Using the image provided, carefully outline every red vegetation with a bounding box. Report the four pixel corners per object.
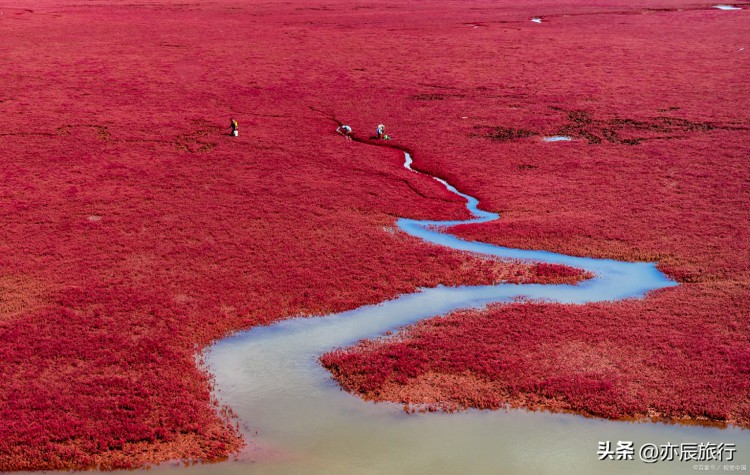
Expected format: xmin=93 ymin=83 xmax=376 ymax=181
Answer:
xmin=319 ymin=0 xmax=750 ymax=429
xmin=0 ymin=0 xmax=596 ymax=469
xmin=2 ymin=0 xmax=748 ymax=468
xmin=322 ymin=283 xmax=750 ymax=425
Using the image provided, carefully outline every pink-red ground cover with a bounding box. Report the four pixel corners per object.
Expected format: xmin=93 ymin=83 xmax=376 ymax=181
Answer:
xmin=0 ymin=0 xmax=597 ymax=469
xmin=2 ymin=0 xmax=748 ymax=469
xmin=319 ymin=0 xmax=750 ymax=429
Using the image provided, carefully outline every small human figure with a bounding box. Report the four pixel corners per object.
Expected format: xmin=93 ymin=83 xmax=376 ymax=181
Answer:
xmin=336 ymin=124 xmax=353 ymax=140
xmin=230 ymin=118 xmax=238 ymax=137
xmin=376 ymin=124 xmax=385 ymax=140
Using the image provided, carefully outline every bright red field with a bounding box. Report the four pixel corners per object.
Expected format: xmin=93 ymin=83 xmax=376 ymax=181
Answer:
xmin=319 ymin=0 xmax=750 ymax=430
xmin=0 ymin=0 xmax=592 ymax=469
xmin=1 ymin=0 xmax=748 ymax=470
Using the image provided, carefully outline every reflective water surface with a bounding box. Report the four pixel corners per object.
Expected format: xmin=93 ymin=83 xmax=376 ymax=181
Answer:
xmin=713 ymin=5 xmax=743 ymax=10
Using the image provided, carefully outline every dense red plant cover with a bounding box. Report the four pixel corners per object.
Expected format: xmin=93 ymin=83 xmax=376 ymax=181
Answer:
xmin=317 ymin=0 xmax=750 ymax=429
xmin=1 ymin=0 xmax=748 ymax=468
xmin=0 ymin=0 xmax=600 ymax=469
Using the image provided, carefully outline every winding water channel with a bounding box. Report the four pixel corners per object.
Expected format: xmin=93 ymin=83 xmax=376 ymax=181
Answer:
xmin=166 ymin=150 xmax=746 ymax=474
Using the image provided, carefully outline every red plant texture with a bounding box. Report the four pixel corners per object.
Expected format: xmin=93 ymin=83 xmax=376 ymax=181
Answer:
xmin=318 ymin=0 xmax=750 ymax=431
xmin=1 ymin=0 xmax=748 ymax=469
xmin=0 ymin=0 xmax=598 ymax=469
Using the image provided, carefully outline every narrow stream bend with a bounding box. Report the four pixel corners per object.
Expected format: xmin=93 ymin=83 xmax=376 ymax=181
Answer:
xmin=199 ymin=151 xmax=744 ymax=475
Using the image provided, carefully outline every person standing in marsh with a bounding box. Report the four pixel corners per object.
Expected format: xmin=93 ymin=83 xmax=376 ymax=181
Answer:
xmin=336 ymin=124 xmax=353 ymax=140
xmin=376 ymin=123 xmax=385 ymax=139
xmin=230 ymin=118 xmax=238 ymax=136
xmin=375 ymin=123 xmax=390 ymax=140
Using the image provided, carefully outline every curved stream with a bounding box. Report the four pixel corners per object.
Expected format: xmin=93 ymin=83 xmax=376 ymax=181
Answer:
xmin=184 ymin=151 xmax=749 ymax=475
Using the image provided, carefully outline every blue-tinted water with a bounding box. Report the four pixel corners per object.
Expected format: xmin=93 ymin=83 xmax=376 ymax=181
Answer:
xmin=543 ymin=135 xmax=573 ymax=142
